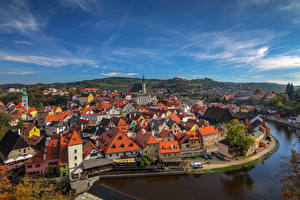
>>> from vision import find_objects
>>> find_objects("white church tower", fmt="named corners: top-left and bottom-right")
top-left (22, 88), bottom-right (28, 110)
top-left (142, 74), bottom-right (147, 94)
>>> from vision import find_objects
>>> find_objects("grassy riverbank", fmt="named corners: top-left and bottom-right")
top-left (189, 136), bottom-right (280, 175)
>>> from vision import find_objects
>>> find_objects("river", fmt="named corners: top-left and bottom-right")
top-left (100, 122), bottom-right (300, 200)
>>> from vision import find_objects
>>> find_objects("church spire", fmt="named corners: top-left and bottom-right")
top-left (142, 74), bottom-right (147, 94)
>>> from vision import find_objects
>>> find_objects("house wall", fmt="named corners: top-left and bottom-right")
top-left (142, 143), bottom-right (159, 159)
top-left (105, 150), bottom-right (142, 159)
top-left (203, 132), bottom-right (219, 148)
top-left (25, 159), bottom-right (59, 176)
top-left (158, 152), bottom-right (180, 161)
top-left (68, 144), bottom-right (83, 176)
top-left (7, 147), bottom-right (35, 160)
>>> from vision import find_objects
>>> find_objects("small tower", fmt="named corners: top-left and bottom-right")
top-left (142, 74), bottom-right (147, 94)
top-left (22, 88), bottom-right (28, 110)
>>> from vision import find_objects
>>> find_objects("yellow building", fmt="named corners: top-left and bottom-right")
top-left (79, 94), bottom-right (94, 105)
top-left (248, 130), bottom-right (264, 149)
top-left (49, 106), bottom-right (63, 115)
top-left (22, 124), bottom-right (40, 139)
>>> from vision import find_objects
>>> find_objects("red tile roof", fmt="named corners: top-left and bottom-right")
top-left (59, 136), bottom-right (68, 165)
top-left (68, 130), bottom-right (83, 146)
top-left (46, 138), bottom-right (59, 160)
top-left (198, 126), bottom-right (218, 136)
top-left (83, 140), bottom-right (102, 159)
top-left (98, 128), bottom-right (141, 154)
top-left (186, 130), bottom-right (202, 140)
top-left (159, 141), bottom-right (180, 154)
top-left (134, 132), bottom-right (158, 148)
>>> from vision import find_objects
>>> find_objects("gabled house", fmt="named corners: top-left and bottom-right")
top-left (134, 131), bottom-right (159, 160)
top-left (158, 141), bottom-right (181, 163)
top-left (22, 124), bottom-right (40, 139)
top-left (198, 126), bottom-right (220, 148)
top-left (97, 128), bottom-right (142, 160)
top-left (0, 130), bottom-right (36, 166)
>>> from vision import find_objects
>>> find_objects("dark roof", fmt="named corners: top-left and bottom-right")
top-left (48, 121), bottom-right (59, 127)
top-left (131, 83), bottom-right (142, 93)
top-left (202, 107), bottom-right (233, 124)
top-left (99, 118), bottom-right (110, 128)
top-left (0, 130), bottom-right (29, 158)
top-left (233, 112), bottom-right (256, 120)
top-left (83, 158), bottom-right (113, 169)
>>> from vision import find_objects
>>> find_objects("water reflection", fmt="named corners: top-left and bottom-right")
top-left (220, 168), bottom-right (254, 200)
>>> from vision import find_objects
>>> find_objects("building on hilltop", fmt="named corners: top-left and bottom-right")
top-left (132, 74), bottom-right (157, 105)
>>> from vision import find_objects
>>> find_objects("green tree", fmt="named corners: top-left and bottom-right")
top-left (140, 154), bottom-right (154, 167)
top-left (277, 101), bottom-right (284, 107)
top-left (224, 120), bottom-right (255, 153)
top-left (286, 83), bottom-right (295, 101)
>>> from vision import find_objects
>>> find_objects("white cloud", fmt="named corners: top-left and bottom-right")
top-left (255, 55), bottom-right (300, 71)
top-left (112, 48), bottom-right (159, 59)
top-left (256, 47), bottom-right (268, 58)
top-left (101, 72), bottom-right (137, 77)
top-left (0, 0), bottom-right (42, 33)
top-left (181, 30), bottom-right (275, 65)
top-left (0, 71), bottom-right (34, 75)
top-left (61, 0), bottom-right (100, 14)
top-left (14, 41), bottom-right (31, 45)
top-left (0, 52), bottom-right (99, 67)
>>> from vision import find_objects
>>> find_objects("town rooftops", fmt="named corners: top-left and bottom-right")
top-left (159, 141), bottom-right (180, 154)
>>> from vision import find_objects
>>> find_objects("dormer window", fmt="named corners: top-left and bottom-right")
top-left (120, 143), bottom-right (124, 148)
top-left (129, 143), bottom-right (133, 147)
top-left (118, 136), bottom-right (122, 140)
top-left (112, 144), bottom-right (116, 148)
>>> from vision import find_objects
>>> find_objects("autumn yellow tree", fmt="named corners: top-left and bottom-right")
top-left (0, 164), bottom-right (74, 200)
top-left (0, 165), bottom-right (12, 200)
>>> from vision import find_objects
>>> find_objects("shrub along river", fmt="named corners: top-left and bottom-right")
top-left (99, 122), bottom-right (300, 200)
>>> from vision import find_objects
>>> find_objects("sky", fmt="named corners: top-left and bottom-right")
top-left (1, 0), bottom-right (300, 85)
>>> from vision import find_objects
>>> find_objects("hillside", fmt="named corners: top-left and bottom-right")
top-left (0, 77), bottom-right (287, 93)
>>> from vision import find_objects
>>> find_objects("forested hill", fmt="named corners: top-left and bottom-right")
top-left (0, 77), bottom-right (287, 93)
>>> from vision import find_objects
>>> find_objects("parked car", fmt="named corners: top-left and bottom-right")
top-left (202, 154), bottom-right (209, 160)
top-left (207, 153), bottom-right (213, 159)
top-left (212, 152), bottom-right (225, 161)
top-left (190, 162), bottom-right (203, 169)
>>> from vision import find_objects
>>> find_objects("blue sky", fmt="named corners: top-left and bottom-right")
top-left (1, 0), bottom-right (300, 85)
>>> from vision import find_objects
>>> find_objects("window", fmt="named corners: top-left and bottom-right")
top-left (116, 153), bottom-right (119, 156)
top-left (75, 156), bottom-right (77, 160)
top-left (145, 151), bottom-right (147, 153)
top-left (91, 152), bottom-right (97, 157)
top-left (112, 144), bottom-right (116, 149)
top-left (120, 143), bottom-right (124, 148)
top-left (74, 149), bottom-right (77, 154)
top-left (27, 165), bottom-right (32, 169)
top-left (36, 164), bottom-right (40, 168)
top-left (24, 149), bottom-right (26, 153)
top-left (75, 163), bottom-right (77, 167)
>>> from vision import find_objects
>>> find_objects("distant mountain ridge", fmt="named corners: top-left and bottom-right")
top-left (0, 77), bottom-right (289, 93)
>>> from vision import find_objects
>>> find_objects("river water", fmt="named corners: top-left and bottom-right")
top-left (101, 123), bottom-right (300, 200)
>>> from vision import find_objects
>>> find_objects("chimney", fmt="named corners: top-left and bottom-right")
top-left (18, 128), bottom-right (21, 135)
top-left (81, 123), bottom-right (83, 130)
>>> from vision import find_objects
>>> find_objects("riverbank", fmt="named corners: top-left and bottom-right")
top-left (189, 135), bottom-right (279, 174)
top-left (266, 116), bottom-right (300, 129)
top-left (90, 135), bottom-right (279, 180)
